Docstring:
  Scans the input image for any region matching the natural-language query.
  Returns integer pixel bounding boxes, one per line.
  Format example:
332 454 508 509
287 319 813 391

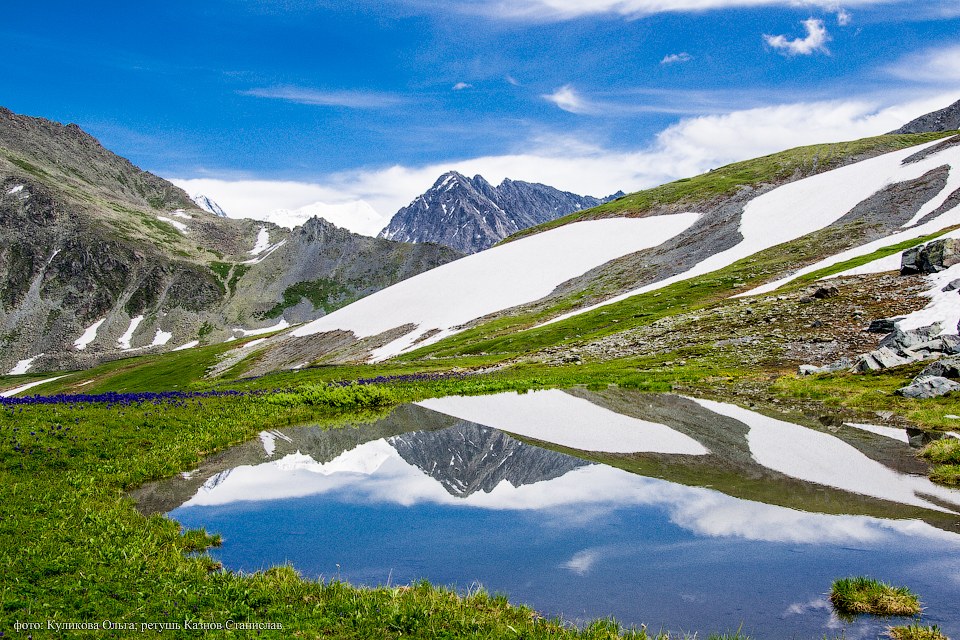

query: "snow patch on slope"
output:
157 216 189 233
291 214 700 360
741 219 960 296
249 227 270 255
545 138 960 325
234 319 290 338
1 376 66 398
151 329 173 347
896 262 960 334
241 238 286 265
117 315 145 350
74 319 105 351
8 354 44 375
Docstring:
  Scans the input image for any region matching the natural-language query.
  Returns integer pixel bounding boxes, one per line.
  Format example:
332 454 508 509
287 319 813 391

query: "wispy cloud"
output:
887 43 960 84
661 52 693 65
239 85 407 109
449 0 903 21
764 18 831 56
452 82 473 90
505 75 521 86
170 91 960 229
543 85 597 114
836 8 852 25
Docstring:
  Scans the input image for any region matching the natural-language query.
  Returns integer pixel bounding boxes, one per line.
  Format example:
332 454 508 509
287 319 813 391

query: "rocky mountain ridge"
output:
0 107 460 374
893 99 960 135
379 170 622 254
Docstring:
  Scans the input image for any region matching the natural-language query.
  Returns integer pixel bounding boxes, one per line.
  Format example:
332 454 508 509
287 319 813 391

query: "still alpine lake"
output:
134 388 960 639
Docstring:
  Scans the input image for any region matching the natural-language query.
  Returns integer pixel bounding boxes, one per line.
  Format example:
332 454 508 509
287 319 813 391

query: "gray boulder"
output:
895 376 960 399
867 317 904 333
900 239 960 275
880 323 943 350
799 359 852 376
901 246 923 275
919 357 960 379
853 347 915 372
943 279 960 292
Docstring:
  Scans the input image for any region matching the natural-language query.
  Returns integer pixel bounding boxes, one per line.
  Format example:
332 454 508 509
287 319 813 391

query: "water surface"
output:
137 390 960 639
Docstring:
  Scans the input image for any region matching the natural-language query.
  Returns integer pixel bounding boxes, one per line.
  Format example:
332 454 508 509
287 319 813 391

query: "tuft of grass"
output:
921 437 960 465
920 437 960 486
266 382 399 409
829 577 922 617
889 624 950 640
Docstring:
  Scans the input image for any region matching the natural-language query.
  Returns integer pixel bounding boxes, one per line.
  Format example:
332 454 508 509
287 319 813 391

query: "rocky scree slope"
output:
0 107 460 375
378 170 621 254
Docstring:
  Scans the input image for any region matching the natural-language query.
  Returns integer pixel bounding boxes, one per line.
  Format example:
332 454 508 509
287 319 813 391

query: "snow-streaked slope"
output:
291 214 699 360
156 216 189 233
892 262 960 334
263 200 386 237
1 376 66 398
740 220 960 297
544 138 960 325
806 228 960 335
418 389 709 454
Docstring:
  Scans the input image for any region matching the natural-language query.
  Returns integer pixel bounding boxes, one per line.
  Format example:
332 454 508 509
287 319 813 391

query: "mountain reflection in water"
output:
137 390 960 639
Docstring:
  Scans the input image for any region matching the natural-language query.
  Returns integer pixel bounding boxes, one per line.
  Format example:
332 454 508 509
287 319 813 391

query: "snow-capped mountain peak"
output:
192 194 228 217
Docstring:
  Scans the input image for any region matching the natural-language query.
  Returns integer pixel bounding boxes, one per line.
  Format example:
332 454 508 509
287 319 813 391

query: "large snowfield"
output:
292 214 700 359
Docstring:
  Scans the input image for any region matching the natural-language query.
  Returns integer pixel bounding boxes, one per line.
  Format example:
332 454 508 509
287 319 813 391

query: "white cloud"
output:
836 8 852 25
561 548 603 575
661 52 693 64
457 0 901 20
887 43 960 84
505 75 521 86
169 91 960 235
764 17 830 56
239 86 406 109
543 84 597 114
452 82 473 90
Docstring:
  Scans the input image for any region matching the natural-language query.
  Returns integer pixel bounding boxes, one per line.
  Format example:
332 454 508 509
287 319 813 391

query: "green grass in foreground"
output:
889 624 951 640
829 577 922 617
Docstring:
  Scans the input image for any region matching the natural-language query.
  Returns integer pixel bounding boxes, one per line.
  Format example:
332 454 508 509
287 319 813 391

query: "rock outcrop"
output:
891 99 960 135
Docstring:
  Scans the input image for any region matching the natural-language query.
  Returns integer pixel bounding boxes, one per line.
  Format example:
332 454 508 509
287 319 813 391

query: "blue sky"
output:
3 0 960 231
